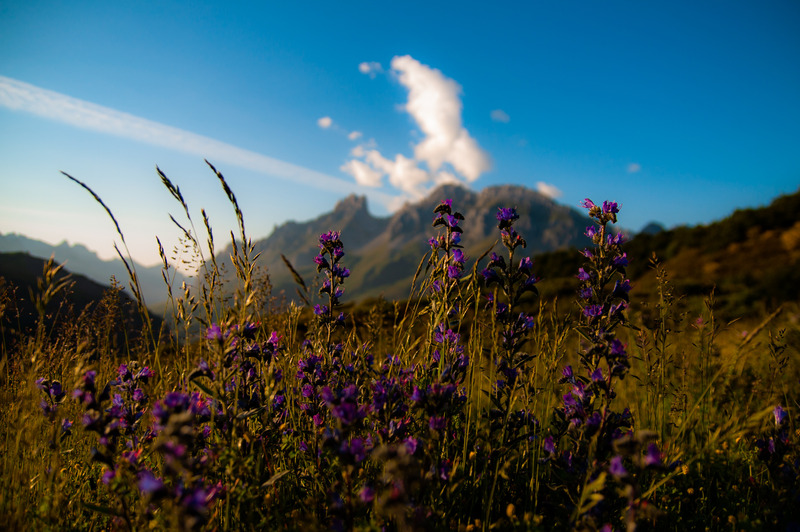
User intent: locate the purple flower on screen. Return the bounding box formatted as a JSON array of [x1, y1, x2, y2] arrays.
[[774, 405, 789, 427], [544, 435, 556, 454], [612, 253, 628, 268], [101, 469, 116, 485], [482, 268, 499, 284], [609, 455, 628, 477], [602, 201, 619, 214], [447, 264, 462, 279], [359, 486, 375, 504], [583, 305, 603, 318], [205, 324, 224, 342], [332, 264, 350, 279], [319, 230, 341, 246], [577, 268, 591, 281], [496, 207, 519, 230], [429, 416, 447, 431], [314, 304, 329, 316], [612, 279, 631, 297], [607, 232, 625, 245], [138, 470, 165, 495], [610, 339, 627, 357], [644, 443, 662, 467], [609, 301, 628, 317], [404, 437, 419, 455], [580, 199, 596, 210]]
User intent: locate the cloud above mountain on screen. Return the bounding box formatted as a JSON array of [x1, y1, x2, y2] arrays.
[[341, 56, 491, 202]]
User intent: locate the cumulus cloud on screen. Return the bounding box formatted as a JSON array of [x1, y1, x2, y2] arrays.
[[340, 159, 383, 187], [348, 130, 362, 141], [341, 56, 491, 199], [0, 75, 397, 205], [536, 181, 563, 199], [491, 109, 510, 123], [358, 61, 383, 78], [317, 116, 333, 129], [627, 162, 641, 173]]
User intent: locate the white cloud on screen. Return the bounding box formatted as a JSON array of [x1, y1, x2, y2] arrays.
[[340, 159, 383, 187], [627, 162, 641, 173], [342, 56, 491, 198], [348, 130, 362, 141], [536, 181, 563, 199], [391, 55, 491, 181], [358, 61, 383, 77], [491, 109, 510, 123], [365, 150, 429, 195], [317, 116, 333, 129], [0, 75, 397, 206]]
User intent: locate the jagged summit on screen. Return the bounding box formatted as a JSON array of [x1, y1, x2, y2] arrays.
[[333, 194, 369, 216]]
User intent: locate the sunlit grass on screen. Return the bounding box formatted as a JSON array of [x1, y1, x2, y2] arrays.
[[1, 163, 797, 531]]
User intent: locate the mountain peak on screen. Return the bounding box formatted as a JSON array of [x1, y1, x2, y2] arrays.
[[333, 194, 368, 216]]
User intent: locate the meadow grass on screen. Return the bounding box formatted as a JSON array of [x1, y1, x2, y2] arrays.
[[0, 164, 798, 531]]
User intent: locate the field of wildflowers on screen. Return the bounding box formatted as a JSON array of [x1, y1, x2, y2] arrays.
[[1, 163, 798, 531]]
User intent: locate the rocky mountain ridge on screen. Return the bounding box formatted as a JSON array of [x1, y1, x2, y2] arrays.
[[217, 183, 594, 301]]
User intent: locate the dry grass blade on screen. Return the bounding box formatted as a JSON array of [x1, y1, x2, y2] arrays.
[[281, 254, 310, 306], [61, 171, 125, 242]]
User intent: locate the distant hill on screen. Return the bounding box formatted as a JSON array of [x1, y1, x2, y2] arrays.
[[0, 252, 162, 346], [0, 233, 186, 307], [216, 183, 594, 302]]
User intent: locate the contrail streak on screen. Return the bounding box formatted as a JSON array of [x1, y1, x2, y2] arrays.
[[0, 75, 394, 204]]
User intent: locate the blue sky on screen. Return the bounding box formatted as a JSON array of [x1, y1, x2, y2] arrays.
[[1, 1, 798, 267]]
